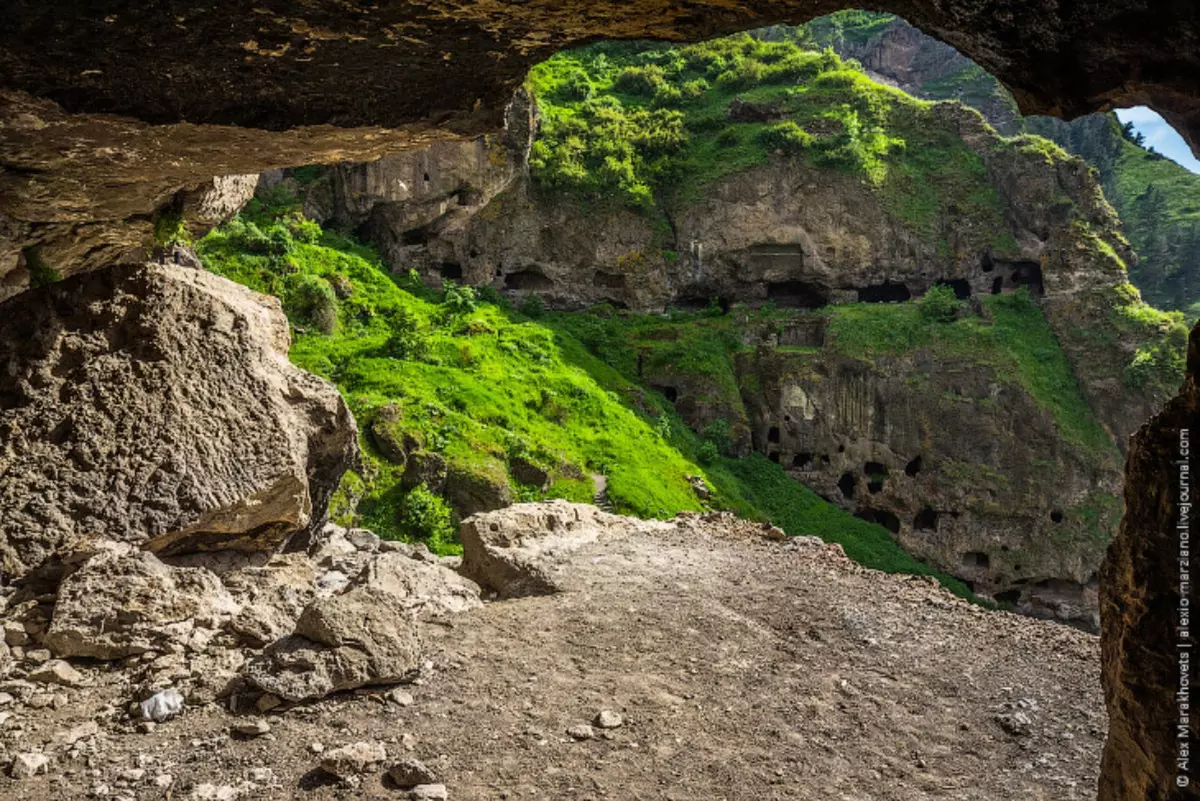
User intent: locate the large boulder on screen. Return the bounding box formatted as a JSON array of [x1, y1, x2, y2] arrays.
[[460, 501, 664, 598], [0, 261, 358, 579], [242, 552, 481, 701], [44, 543, 238, 659]]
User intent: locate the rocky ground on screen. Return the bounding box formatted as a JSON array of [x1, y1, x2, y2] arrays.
[[0, 502, 1104, 800]]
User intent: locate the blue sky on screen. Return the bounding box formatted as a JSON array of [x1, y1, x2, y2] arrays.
[[1115, 106, 1200, 173]]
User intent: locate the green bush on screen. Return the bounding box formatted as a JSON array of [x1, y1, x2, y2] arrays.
[[442, 280, 477, 317], [519, 293, 546, 319], [759, 121, 814, 156], [919, 284, 962, 322], [613, 65, 666, 95], [288, 274, 338, 334], [287, 215, 323, 244], [397, 484, 456, 548]]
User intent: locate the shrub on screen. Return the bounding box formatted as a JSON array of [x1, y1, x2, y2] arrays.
[[716, 128, 741, 148], [680, 78, 709, 100], [613, 65, 666, 95], [697, 440, 719, 465], [920, 284, 962, 323], [703, 418, 732, 455], [442, 280, 477, 317], [287, 215, 323, 244], [397, 484, 455, 547], [759, 121, 814, 156], [519, 293, 546, 319], [288, 274, 338, 333], [562, 69, 593, 101], [381, 307, 428, 360], [652, 83, 684, 108]]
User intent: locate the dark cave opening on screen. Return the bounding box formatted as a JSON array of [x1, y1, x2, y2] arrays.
[[1050, 509, 1064, 524], [439, 262, 463, 280], [593, 271, 626, 289], [855, 508, 901, 534], [935, 279, 972, 300], [1008, 261, 1045, 296], [980, 252, 995, 273], [913, 507, 939, 531], [766, 281, 828, 308], [994, 589, 1022, 605], [838, 472, 856, 499], [653, 384, 678, 404], [768, 451, 780, 463], [857, 281, 911, 303], [959, 551, 991, 570], [904, 455, 923, 477], [991, 276, 1003, 294], [505, 269, 554, 291], [768, 426, 781, 444], [864, 461, 888, 493], [792, 452, 813, 469]]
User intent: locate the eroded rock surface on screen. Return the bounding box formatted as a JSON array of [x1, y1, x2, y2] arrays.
[[1099, 322, 1200, 800], [0, 261, 358, 579]]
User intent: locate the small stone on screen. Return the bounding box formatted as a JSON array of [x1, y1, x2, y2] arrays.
[[9, 752, 50, 779], [139, 688, 184, 722], [255, 694, 282, 714], [190, 783, 239, 801], [120, 768, 146, 782], [566, 724, 594, 741], [401, 733, 417, 750], [309, 742, 325, 754], [387, 758, 437, 788], [249, 767, 274, 784], [136, 721, 157, 734], [3, 622, 28, 647], [387, 689, 414, 707], [409, 785, 448, 800], [232, 719, 271, 736], [594, 710, 623, 729], [23, 649, 51, 664], [154, 775, 173, 789], [0, 692, 14, 706], [320, 741, 387, 778], [28, 659, 85, 687]]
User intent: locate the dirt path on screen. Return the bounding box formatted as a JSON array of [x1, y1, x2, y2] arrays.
[[0, 526, 1103, 800]]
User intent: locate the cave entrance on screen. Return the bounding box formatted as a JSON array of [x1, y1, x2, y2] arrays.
[[1009, 262, 1044, 296], [439, 262, 463, 280], [792, 452, 813, 469], [855, 508, 901, 534], [767, 281, 828, 308], [959, 551, 990, 570], [857, 281, 911, 303], [593, 271, 626, 289], [505, 268, 554, 291], [838, 472, 856, 499], [864, 461, 888, 493], [913, 507, 938, 531], [652, 384, 679, 404]]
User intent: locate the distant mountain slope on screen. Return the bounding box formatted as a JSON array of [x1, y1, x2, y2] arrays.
[[804, 10, 1200, 318]]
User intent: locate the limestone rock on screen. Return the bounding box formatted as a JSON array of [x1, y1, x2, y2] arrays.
[[1099, 321, 1200, 800], [8, 752, 49, 779], [0, 262, 358, 579], [402, 452, 449, 493], [409, 785, 449, 801], [27, 659, 84, 687], [387, 758, 437, 788], [44, 545, 237, 659], [460, 501, 664, 598], [242, 554, 478, 701], [320, 741, 387, 778]]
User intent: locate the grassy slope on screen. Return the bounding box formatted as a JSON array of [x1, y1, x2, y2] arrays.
[[195, 195, 975, 599], [528, 34, 1016, 254]]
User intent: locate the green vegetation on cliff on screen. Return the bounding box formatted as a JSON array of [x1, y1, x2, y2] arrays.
[[196, 191, 975, 599], [528, 33, 1012, 250]]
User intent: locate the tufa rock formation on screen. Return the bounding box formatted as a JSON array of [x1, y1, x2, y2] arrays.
[[0, 259, 358, 579], [1099, 323, 1200, 801]]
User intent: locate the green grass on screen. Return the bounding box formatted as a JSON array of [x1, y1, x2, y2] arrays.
[[527, 31, 1013, 249]]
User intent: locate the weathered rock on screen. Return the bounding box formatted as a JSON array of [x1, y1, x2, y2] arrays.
[[320, 741, 387, 778], [387, 758, 437, 788], [409, 785, 449, 801], [460, 501, 666, 598], [444, 463, 513, 520], [402, 452, 449, 493], [1099, 321, 1200, 801], [219, 553, 320, 649], [43, 545, 237, 659], [567, 724, 595, 741], [594, 710, 623, 729], [8, 752, 49, 779], [370, 403, 408, 465], [0, 262, 358, 579], [242, 553, 478, 701], [27, 659, 84, 687]]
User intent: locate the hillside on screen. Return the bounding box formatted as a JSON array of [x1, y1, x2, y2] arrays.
[[195, 189, 977, 600], [803, 9, 1200, 319]]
